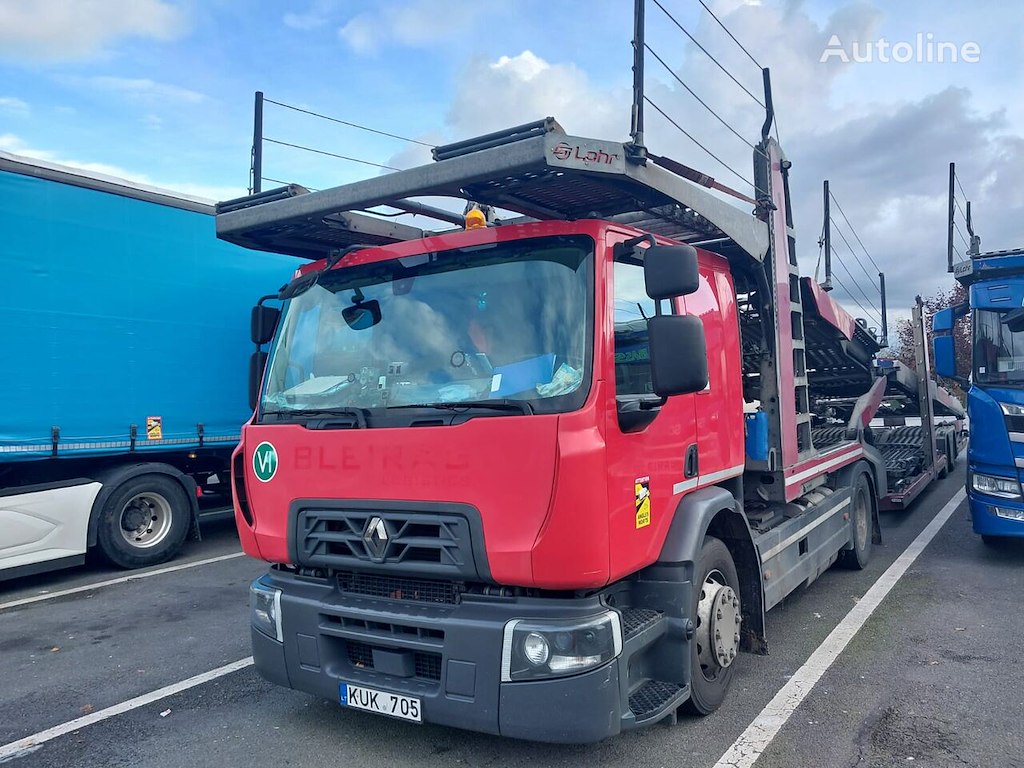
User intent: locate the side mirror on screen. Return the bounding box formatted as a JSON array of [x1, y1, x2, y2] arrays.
[[932, 305, 969, 384], [251, 305, 280, 345], [249, 350, 268, 411], [342, 300, 382, 330], [932, 306, 955, 333], [648, 314, 709, 396], [644, 245, 700, 300], [1004, 307, 1024, 333], [933, 334, 957, 380]]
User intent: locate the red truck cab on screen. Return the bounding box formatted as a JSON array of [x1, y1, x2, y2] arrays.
[[237, 220, 743, 587]]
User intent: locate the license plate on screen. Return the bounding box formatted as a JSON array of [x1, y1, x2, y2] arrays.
[[339, 682, 422, 723]]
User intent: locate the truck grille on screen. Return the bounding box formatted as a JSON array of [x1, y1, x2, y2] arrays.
[[345, 641, 443, 681], [337, 571, 462, 605], [295, 506, 481, 579]]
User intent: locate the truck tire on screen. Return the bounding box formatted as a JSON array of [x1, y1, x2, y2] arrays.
[[96, 474, 191, 569], [839, 472, 874, 570], [683, 536, 741, 715], [937, 434, 951, 479]]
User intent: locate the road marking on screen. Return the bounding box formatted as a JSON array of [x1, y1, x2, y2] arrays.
[[0, 552, 246, 612], [0, 657, 254, 762], [714, 487, 967, 768]]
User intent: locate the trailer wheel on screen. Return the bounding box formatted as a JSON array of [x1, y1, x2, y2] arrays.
[[839, 472, 874, 570], [938, 436, 951, 479], [683, 536, 741, 715], [96, 474, 191, 569]]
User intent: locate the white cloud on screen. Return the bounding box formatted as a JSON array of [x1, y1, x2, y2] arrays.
[[83, 76, 206, 105], [338, 16, 376, 54], [446, 50, 627, 140], [284, 0, 337, 30], [0, 0, 188, 61], [0, 133, 27, 151], [0, 96, 29, 116], [339, 0, 483, 54]]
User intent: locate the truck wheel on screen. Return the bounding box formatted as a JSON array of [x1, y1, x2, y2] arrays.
[[839, 472, 874, 570], [683, 536, 741, 715], [96, 474, 191, 569]]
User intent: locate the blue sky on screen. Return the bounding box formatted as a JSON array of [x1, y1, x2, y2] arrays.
[[2, 0, 1022, 323]]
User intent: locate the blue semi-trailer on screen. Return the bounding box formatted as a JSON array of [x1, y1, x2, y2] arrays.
[[0, 152, 299, 579]]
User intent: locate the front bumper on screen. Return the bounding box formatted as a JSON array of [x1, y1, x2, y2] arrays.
[[250, 568, 642, 743], [968, 494, 1024, 537]]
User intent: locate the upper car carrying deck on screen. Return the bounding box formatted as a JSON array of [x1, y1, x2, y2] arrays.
[[215, 118, 769, 265]]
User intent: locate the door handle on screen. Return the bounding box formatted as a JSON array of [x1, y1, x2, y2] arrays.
[[684, 444, 699, 478]]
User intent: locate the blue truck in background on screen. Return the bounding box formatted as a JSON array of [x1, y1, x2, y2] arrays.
[[934, 162, 1024, 544], [0, 151, 299, 579]]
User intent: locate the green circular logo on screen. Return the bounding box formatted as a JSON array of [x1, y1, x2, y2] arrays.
[[252, 441, 278, 483]]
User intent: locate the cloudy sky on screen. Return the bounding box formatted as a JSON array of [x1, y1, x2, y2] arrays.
[[2, 0, 1021, 328]]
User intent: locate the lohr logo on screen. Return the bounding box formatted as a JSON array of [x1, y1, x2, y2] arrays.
[[551, 141, 619, 165], [552, 141, 573, 161], [252, 441, 278, 482]]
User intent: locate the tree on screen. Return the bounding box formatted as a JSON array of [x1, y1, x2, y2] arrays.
[[889, 283, 970, 400]]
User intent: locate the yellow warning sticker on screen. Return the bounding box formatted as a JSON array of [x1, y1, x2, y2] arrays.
[[635, 476, 651, 529], [146, 416, 163, 440]]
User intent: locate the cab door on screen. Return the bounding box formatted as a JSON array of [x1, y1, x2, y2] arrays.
[[604, 233, 700, 581]]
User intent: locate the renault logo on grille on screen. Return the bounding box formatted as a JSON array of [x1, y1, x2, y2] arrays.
[[362, 516, 390, 559]]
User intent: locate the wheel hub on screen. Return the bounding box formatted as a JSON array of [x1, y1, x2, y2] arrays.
[[121, 503, 149, 532], [696, 572, 741, 673], [118, 493, 173, 548]]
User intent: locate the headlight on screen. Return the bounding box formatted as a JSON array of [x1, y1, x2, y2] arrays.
[[999, 402, 1024, 417], [971, 472, 1022, 500], [250, 579, 283, 642], [500, 612, 622, 682]]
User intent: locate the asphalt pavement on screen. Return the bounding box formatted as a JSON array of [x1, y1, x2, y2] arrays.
[[2, 464, 1021, 768]]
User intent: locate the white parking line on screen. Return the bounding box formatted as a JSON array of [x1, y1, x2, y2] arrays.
[[0, 657, 254, 762], [0, 552, 246, 612], [713, 487, 967, 768]]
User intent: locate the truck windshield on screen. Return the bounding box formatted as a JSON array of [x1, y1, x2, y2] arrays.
[[974, 308, 1024, 386], [260, 235, 593, 417]]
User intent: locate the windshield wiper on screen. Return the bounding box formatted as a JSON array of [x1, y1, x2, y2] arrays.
[[389, 399, 534, 415], [262, 407, 369, 428]]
